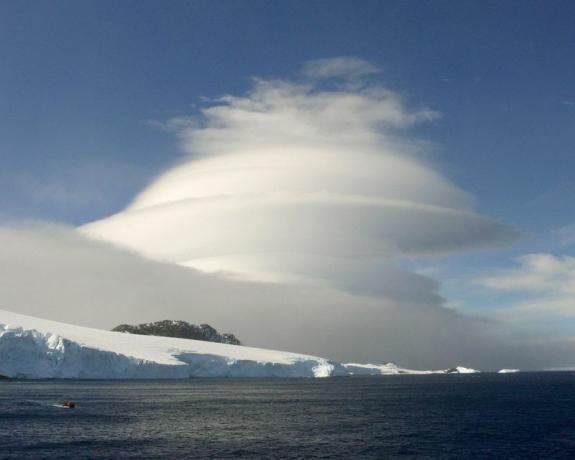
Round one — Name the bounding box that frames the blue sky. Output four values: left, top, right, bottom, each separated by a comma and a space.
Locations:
1, 1, 575, 338
2, 0, 573, 224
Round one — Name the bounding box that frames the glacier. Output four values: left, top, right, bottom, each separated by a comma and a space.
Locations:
0, 309, 479, 379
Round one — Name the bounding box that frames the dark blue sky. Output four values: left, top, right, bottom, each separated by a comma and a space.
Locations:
1, 0, 573, 229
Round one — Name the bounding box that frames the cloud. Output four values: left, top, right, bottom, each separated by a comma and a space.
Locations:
82, 57, 518, 294
476, 253, 575, 316
0, 158, 155, 224
1, 222, 573, 370
556, 223, 575, 247
4, 58, 562, 370
301, 56, 381, 80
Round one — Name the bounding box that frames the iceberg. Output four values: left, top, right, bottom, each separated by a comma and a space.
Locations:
445, 366, 480, 374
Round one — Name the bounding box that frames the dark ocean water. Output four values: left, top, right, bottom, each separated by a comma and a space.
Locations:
1, 373, 574, 459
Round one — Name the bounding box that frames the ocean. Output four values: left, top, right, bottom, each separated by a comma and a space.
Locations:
1, 373, 574, 459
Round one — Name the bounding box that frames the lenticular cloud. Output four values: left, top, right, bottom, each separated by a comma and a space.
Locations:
82, 58, 518, 292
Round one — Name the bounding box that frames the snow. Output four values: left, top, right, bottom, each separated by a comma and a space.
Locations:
343, 362, 438, 375
449, 366, 480, 374
343, 363, 480, 375
0, 309, 482, 379
0, 309, 342, 379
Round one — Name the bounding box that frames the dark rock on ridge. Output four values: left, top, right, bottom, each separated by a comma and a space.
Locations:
112, 320, 242, 345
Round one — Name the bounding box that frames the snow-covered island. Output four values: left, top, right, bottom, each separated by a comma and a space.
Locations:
0, 309, 480, 379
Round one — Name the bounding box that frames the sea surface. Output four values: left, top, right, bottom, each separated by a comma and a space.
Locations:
1, 373, 574, 459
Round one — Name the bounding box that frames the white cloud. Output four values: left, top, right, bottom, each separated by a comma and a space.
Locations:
476, 253, 575, 315
82, 57, 518, 294
556, 223, 575, 247
5, 58, 562, 370
1, 222, 573, 370
301, 56, 381, 80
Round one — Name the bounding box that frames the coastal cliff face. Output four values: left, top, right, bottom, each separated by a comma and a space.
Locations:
112, 320, 241, 345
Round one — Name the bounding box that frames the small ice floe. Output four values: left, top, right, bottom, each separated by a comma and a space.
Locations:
443, 366, 480, 374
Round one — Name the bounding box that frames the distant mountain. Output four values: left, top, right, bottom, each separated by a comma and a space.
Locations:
111, 320, 242, 345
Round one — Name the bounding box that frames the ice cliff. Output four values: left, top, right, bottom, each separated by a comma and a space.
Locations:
0, 310, 341, 379
0, 309, 479, 379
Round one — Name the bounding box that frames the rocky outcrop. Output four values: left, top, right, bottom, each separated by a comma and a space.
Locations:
112, 320, 241, 345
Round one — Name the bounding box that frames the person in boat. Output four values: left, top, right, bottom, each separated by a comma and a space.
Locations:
62, 400, 76, 408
